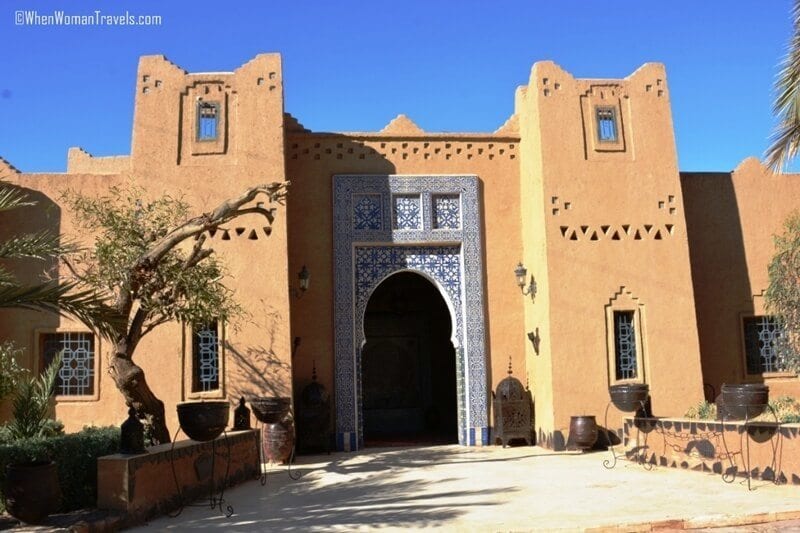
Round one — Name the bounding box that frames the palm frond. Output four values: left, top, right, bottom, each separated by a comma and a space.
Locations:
0, 230, 63, 260
0, 266, 17, 286
8, 353, 61, 440
767, 0, 800, 172
0, 281, 124, 339
0, 185, 35, 212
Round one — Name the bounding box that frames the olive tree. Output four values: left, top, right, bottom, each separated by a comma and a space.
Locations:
766, 211, 800, 371
62, 182, 288, 443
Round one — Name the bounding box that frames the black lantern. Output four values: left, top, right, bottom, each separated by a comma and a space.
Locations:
233, 397, 251, 430
514, 262, 537, 301
291, 265, 311, 298
120, 406, 146, 455
298, 265, 310, 292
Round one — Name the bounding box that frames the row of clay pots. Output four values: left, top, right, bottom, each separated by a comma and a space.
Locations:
569, 382, 770, 452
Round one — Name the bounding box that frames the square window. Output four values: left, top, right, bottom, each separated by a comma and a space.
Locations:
743, 315, 787, 374
596, 107, 618, 142
613, 311, 638, 380
197, 102, 219, 141
41, 332, 95, 396
392, 195, 421, 230
192, 321, 220, 392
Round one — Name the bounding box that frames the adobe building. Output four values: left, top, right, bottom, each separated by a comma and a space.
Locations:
1, 53, 798, 451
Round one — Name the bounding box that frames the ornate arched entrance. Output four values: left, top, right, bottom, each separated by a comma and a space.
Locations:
362, 271, 458, 445
333, 174, 489, 451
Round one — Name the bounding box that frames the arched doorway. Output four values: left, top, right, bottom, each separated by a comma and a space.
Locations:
361, 271, 458, 445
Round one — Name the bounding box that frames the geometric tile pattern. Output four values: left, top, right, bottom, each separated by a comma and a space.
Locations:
392, 195, 421, 230
355, 246, 460, 306
334, 174, 487, 450
432, 194, 461, 229
193, 322, 220, 392
42, 332, 95, 396
353, 194, 382, 230
613, 311, 638, 380
743, 315, 786, 374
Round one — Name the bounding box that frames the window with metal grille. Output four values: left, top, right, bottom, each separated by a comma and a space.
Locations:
614, 311, 638, 380
743, 315, 786, 374
197, 102, 219, 141
192, 322, 220, 392
596, 107, 618, 142
41, 332, 95, 396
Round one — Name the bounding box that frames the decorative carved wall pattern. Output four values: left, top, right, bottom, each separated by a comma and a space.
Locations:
288, 138, 518, 162
558, 224, 676, 241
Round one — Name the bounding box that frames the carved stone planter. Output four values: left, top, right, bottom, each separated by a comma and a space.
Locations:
4, 461, 61, 524
176, 401, 230, 442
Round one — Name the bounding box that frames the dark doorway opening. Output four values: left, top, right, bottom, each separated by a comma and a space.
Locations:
362, 271, 458, 446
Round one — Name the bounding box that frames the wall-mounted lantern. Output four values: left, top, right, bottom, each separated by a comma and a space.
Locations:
514, 262, 537, 302
291, 265, 310, 299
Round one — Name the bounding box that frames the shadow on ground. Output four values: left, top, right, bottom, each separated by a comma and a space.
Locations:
144, 446, 523, 531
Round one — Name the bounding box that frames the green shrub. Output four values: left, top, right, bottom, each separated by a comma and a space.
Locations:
767, 395, 800, 423
685, 395, 800, 423
685, 401, 717, 420
0, 426, 120, 512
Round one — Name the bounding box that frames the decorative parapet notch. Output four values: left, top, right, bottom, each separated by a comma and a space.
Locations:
380, 114, 425, 135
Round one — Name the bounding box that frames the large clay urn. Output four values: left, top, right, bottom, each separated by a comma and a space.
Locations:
4, 461, 61, 524
720, 383, 769, 420
251, 397, 295, 464
176, 401, 230, 441
569, 416, 598, 451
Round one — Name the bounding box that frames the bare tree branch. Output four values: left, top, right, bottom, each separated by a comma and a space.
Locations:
141, 183, 287, 268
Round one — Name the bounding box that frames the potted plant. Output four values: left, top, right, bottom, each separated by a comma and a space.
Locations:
3, 355, 63, 524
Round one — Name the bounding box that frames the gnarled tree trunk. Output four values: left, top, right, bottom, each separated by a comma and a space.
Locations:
108, 346, 170, 444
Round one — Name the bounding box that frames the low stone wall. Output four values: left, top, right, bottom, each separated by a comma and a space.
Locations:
622, 417, 800, 484
97, 429, 260, 523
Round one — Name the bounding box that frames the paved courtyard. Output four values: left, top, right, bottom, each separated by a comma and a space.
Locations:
131, 444, 800, 532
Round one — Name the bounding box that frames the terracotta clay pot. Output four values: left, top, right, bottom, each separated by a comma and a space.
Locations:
262, 420, 295, 464
569, 415, 598, 451
176, 401, 230, 441
4, 461, 61, 524
609, 383, 650, 412
720, 383, 769, 420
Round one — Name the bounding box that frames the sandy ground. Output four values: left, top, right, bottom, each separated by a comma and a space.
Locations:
126, 444, 800, 532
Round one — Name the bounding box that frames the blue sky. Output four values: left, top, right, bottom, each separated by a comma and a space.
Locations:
0, 0, 793, 172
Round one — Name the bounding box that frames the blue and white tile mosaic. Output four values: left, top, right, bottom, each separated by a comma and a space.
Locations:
352, 193, 382, 230
432, 194, 461, 230
333, 175, 489, 450
392, 195, 421, 230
